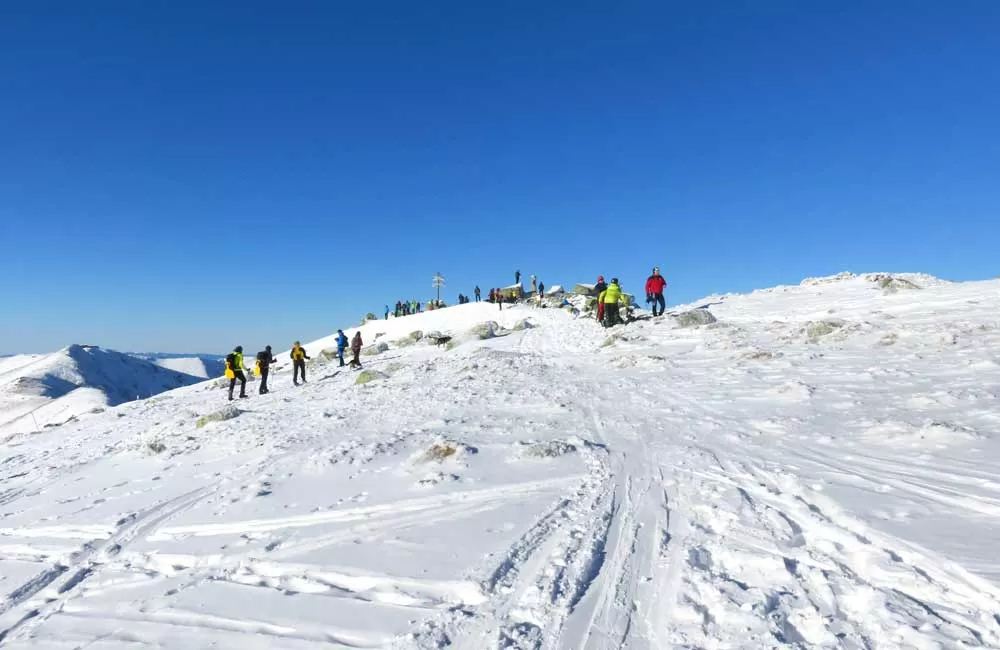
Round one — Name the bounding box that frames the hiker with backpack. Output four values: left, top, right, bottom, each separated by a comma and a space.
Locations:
599, 278, 628, 327
255, 345, 276, 394
645, 266, 667, 317
225, 346, 249, 400
291, 341, 310, 385
349, 332, 363, 369
474, 286, 481, 302
335, 329, 349, 367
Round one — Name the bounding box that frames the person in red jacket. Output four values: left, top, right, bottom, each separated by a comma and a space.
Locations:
645, 267, 667, 317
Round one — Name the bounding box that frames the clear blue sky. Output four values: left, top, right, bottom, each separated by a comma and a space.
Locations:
2, 1, 998, 355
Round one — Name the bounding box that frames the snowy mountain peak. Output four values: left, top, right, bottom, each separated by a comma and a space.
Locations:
0, 345, 206, 438
1, 273, 999, 647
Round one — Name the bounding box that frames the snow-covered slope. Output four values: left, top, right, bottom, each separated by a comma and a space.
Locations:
151, 356, 225, 380
127, 353, 226, 380
0, 345, 205, 438
1, 273, 999, 648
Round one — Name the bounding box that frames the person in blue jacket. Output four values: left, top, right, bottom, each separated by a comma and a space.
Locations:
336, 329, 349, 367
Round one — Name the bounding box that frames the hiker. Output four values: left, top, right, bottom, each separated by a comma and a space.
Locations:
335, 329, 348, 367
291, 341, 310, 385
225, 346, 249, 400
384, 305, 390, 320
600, 278, 628, 327
515, 270, 521, 284
488, 288, 495, 303
498, 289, 503, 311
645, 266, 667, 317
538, 282, 545, 297
474, 286, 481, 302
594, 275, 608, 323
255, 345, 276, 394
349, 332, 363, 368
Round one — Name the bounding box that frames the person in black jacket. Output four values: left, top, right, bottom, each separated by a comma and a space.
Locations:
255, 345, 276, 394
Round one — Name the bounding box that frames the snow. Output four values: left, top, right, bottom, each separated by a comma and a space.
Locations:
1, 272, 1000, 648
0, 346, 205, 439
152, 356, 225, 379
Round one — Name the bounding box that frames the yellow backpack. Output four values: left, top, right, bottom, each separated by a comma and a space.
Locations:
253, 361, 261, 377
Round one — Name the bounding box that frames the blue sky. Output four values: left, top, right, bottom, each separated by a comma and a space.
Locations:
2, 1, 998, 355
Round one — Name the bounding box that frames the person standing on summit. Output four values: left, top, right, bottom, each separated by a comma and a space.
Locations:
291, 341, 310, 385
600, 278, 627, 327
645, 266, 667, 317
515, 270, 521, 284
474, 286, 481, 302
594, 275, 608, 324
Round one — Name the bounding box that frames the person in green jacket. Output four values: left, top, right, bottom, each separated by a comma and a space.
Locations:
225, 346, 249, 400
600, 278, 627, 328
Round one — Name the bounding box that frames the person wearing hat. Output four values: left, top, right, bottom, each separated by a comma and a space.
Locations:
290, 341, 311, 385
335, 329, 349, 367
600, 278, 628, 327
255, 345, 277, 394
594, 275, 608, 323
645, 266, 667, 317
225, 346, 249, 400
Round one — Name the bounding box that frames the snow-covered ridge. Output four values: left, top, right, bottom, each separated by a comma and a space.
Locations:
1, 273, 999, 648
0, 345, 205, 438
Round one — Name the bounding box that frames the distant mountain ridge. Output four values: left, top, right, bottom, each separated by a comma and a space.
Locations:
0, 345, 207, 438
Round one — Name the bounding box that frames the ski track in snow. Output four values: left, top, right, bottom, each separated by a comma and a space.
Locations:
1, 275, 1000, 648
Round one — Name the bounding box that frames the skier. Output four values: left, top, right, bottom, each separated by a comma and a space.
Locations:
645, 266, 667, 317
474, 286, 481, 302
291, 341, 310, 385
335, 329, 349, 367
255, 345, 276, 394
594, 275, 608, 323
600, 278, 627, 327
349, 332, 364, 369
225, 346, 249, 401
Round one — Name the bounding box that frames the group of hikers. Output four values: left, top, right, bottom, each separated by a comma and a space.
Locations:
592, 266, 668, 327
385, 299, 448, 319
223, 266, 668, 399
223, 330, 365, 401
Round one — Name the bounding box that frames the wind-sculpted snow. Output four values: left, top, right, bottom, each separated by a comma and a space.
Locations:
1, 275, 999, 648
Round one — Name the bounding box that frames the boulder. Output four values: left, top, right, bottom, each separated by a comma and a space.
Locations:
511, 319, 535, 331
362, 341, 390, 356
469, 321, 503, 340
355, 370, 389, 385
673, 309, 718, 327
805, 320, 844, 341
196, 405, 242, 428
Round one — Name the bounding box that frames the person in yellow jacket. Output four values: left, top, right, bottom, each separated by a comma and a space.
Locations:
224, 346, 249, 400
291, 341, 311, 386
600, 278, 627, 328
